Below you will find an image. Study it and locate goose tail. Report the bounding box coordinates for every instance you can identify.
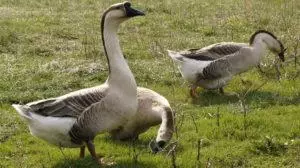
[167,50,184,63]
[12,104,32,121]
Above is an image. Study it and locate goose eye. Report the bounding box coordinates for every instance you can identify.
[124,2,131,7]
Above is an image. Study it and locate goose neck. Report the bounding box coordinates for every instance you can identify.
[102,21,136,89]
[251,38,268,61]
[156,107,174,143]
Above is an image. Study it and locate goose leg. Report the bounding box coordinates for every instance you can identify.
[86,140,101,165]
[257,64,265,74]
[219,88,224,94]
[79,146,85,158]
[190,85,198,98]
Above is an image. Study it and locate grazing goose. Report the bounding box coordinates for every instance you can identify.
[167,30,286,97]
[12,2,144,165]
[110,87,174,153]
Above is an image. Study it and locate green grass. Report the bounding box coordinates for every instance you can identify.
[1,0,300,167]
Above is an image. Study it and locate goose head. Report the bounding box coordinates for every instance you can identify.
[101,2,145,74]
[149,140,166,153]
[250,30,286,62]
[101,1,145,28]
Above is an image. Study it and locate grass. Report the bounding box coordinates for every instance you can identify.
[0,0,300,167]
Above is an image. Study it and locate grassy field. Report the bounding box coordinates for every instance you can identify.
[1,0,300,167]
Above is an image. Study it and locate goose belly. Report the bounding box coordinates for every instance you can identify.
[180,60,212,83]
[198,76,232,89]
[28,113,81,148]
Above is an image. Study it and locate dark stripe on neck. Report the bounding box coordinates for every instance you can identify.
[249,30,278,45]
[101,8,112,74]
[164,107,174,132]
[249,30,284,52]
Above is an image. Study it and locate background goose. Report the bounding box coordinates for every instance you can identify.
[12,2,144,165]
[167,30,286,97]
[110,87,174,153]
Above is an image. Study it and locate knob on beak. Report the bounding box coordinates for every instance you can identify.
[124,2,145,17]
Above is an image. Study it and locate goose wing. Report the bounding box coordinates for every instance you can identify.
[27,86,108,118]
[198,58,232,80]
[181,42,248,61]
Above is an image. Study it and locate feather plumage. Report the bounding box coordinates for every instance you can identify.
[12,2,145,164]
[167,30,285,97]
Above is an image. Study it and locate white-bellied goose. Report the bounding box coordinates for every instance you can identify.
[12,2,144,165]
[167,30,286,97]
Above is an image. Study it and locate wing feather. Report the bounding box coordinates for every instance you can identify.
[27,86,108,118]
[198,58,231,80]
[181,42,247,60]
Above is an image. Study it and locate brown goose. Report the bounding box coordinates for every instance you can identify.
[12,2,144,165]
[167,30,286,97]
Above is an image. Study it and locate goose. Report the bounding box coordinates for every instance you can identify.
[110,87,174,153]
[12,2,144,165]
[167,30,286,97]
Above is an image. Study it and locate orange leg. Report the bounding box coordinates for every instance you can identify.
[86,140,101,165]
[190,85,198,98]
[79,146,85,158]
[219,88,224,94]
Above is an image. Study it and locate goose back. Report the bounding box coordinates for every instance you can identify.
[26,86,108,118]
[181,42,248,60]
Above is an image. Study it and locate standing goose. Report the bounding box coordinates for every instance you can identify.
[167,30,286,97]
[12,2,144,164]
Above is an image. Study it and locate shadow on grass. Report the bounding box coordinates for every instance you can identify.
[48,135,160,168]
[103,136,151,147]
[191,91,238,106]
[245,91,300,106]
[53,156,157,168]
[192,90,300,107]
